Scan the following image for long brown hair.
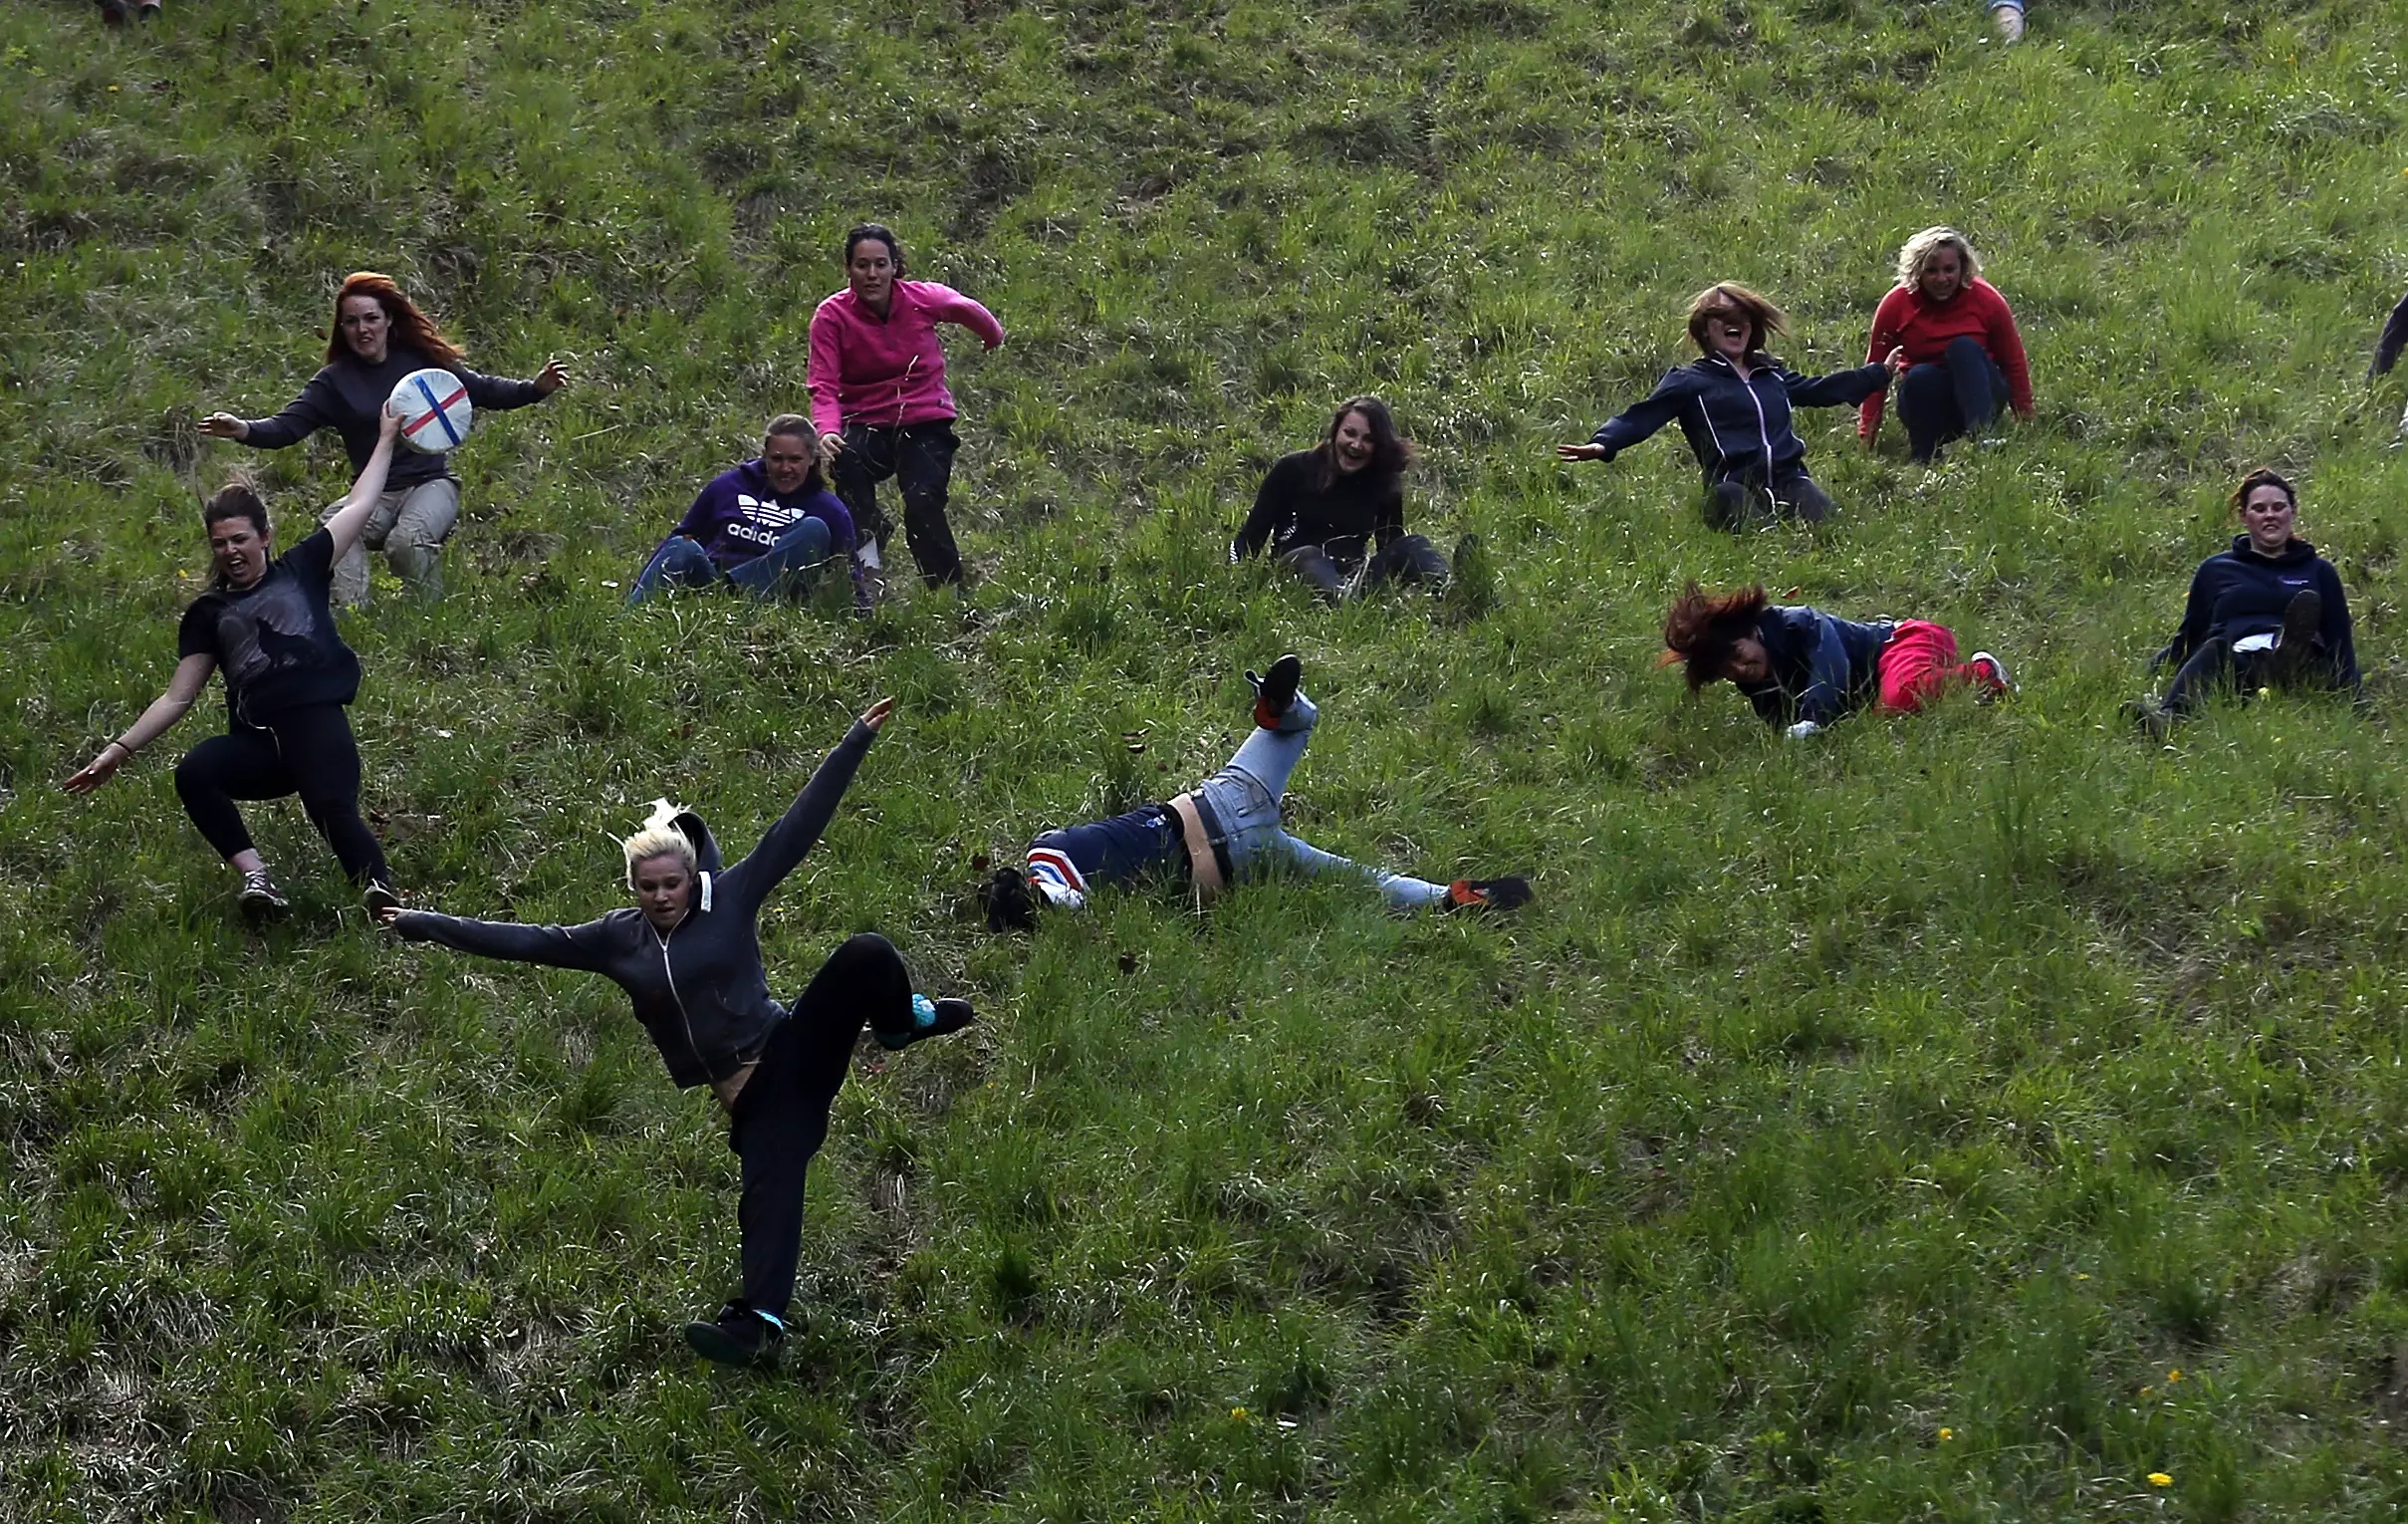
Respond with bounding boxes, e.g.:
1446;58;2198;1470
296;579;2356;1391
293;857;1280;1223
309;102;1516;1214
1684;283;1788;358
1662;581;1771;688
1312;394;1416;491
326;272;464;369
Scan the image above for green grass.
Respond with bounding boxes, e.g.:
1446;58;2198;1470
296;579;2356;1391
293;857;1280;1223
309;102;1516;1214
9;0;2408;1516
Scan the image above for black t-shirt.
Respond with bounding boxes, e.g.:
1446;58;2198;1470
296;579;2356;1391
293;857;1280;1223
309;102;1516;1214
1230;450;1407;564
177;528;361;726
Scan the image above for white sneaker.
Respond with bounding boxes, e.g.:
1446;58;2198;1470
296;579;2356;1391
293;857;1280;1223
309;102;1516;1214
1969;651;2015;698
1993;4;2025;42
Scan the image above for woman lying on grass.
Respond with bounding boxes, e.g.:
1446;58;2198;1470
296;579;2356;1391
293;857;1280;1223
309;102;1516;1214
2125;468;2359;739
1560;283;1902;529
1229;395;1461;604
981;653;1529;930
1661;582;2012;738
65;408;407;920
376;699;974;1369
627;413;871;611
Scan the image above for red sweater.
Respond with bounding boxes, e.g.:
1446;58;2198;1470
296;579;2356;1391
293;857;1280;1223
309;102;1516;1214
1857;277;2033;440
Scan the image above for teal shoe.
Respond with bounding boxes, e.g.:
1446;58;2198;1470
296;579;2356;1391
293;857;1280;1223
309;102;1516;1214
878;994;976;1051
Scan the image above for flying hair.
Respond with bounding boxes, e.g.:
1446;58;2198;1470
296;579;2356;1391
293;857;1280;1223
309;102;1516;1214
1661;581;1773;689
327;272;466;369
621;798;698;888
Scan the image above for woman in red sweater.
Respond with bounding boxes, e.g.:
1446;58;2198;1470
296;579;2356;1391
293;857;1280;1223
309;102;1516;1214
1858;227;2033;463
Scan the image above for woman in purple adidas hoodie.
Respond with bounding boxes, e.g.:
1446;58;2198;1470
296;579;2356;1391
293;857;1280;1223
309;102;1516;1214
808;223;1004;593
628;414;870;610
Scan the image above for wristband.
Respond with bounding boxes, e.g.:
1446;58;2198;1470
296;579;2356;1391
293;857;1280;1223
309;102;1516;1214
103;739;131;760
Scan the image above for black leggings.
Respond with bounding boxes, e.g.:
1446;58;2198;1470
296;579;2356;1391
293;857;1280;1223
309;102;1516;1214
1278;534;1450;603
173;705;388;885
833;421;963;589
727;932;914;1319
1895;335;2007;463
1706;473;1833;530
2162;635;2345;718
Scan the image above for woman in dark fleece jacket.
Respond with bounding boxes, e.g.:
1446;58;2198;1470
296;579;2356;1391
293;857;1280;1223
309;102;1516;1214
628;413;871;610
2128;468;2359;737
376;700;975;1369
1661;582;2011;737
1559;283;1903;529
1230;395;1453;603
201;271;570;605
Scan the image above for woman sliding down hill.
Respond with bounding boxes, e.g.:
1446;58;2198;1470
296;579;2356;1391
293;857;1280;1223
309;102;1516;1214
1558;283;1901;530
1858;227;2034;463
1229;395;1461;603
200;272;570;605
2124;468;2359;739
377;700;974;1369
1660;583;2012;738
64;408;407;919
627;413;872;611
981;654;1530;930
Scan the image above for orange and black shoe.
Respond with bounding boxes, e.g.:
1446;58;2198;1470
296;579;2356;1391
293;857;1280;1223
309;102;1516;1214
1445;877;1532;913
1246;652;1302;728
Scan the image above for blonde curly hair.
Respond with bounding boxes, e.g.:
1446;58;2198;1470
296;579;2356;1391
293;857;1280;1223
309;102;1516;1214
1895;226;1983;292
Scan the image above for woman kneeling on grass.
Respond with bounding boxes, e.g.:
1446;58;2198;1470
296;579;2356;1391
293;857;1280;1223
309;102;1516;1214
1229;396;1460;603
1858;226;2034;464
1661;582;2012;738
65;408;407;919
981;653;1529;930
376;699;974;1369
2125;468;2359;739
628;413;871;611
1559;283;1902;530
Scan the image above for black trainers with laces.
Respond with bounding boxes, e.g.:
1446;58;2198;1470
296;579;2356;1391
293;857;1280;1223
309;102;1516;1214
362;880;402;918
878;995;976;1052
684;1301;784;1368
2272;590;2323;681
1246;653;1302;729
238;870;289;919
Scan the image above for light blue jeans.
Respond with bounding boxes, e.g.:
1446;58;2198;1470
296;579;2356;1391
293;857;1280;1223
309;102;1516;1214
1192;688;1449;908
628;518;834;605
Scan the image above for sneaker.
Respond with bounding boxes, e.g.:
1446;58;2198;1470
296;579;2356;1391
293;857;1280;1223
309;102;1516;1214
1444;877;1532;913
683;1302;784;1369
362;880;403;918
238;870;289;919
1968;651;2014;698
877;994;976;1052
1246;652;1303;729
2276;590;2323;662
134;0;160;19
98;0;127;24
2121;698;2172;743
1992;4;2024;42
983;868;1038;933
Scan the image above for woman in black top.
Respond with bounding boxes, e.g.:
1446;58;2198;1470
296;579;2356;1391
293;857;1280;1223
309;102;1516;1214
65;409;406;918
199;271;571;605
1230;395;1452;603
377;700;975;1369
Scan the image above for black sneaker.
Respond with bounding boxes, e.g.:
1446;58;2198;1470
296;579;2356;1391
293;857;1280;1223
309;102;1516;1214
2273;591;2323;680
684;1302;784;1369
1246;653;1303;728
362;880;402;918
1444;877;1532;912
878;995;976;1052
238;870;289;919
2121;698;2172;742
983;868;1038;933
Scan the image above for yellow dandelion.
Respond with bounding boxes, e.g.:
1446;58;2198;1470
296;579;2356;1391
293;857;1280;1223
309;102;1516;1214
1230;1405;1250;1422
1938;1426;1954;1441
2148;1471;2173;1487
2167;1369;2182;1383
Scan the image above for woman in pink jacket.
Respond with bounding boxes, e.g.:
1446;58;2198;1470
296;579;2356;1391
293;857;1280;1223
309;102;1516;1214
807;224;1004;592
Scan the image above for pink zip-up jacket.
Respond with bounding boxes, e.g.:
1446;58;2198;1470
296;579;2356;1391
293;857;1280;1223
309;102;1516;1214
807;280;1005;436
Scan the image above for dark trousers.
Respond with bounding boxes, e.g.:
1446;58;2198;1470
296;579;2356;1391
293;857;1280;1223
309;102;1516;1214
832;421;963;588
173;704;389;885
1705;472;1833;530
2161;635;2344;718
1277;534;1450;603
728;932;914;1319
1895;336;2007;462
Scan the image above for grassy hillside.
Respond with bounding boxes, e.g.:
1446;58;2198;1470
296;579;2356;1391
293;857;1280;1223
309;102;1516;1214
9;0;2408;1517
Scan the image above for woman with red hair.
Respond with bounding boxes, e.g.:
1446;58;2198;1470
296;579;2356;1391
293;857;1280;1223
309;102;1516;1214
201;273;571;605
1661;582;2011;738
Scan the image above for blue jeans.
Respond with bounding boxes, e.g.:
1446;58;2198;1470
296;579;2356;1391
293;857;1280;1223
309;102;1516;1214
628;518;834;605
1896;335;2007;462
1192;687;1448;908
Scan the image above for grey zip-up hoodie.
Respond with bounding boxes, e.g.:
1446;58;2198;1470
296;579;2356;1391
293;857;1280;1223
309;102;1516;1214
391;721;875;1088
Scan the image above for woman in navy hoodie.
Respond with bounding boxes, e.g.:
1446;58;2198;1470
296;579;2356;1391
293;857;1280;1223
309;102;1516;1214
628;414;869;609
378;700;975;1368
1660;582;2011;737
1559;283;1902;529
2129;468;2359;736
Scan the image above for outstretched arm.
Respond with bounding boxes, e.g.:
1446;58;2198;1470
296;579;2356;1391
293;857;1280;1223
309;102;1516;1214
63;652;215;793
1787;355;1900;409
717;699;893;907
928;285;1005;351
385;907;618;971
1558;369;1697;463
325;408;404;565
200;372;336;449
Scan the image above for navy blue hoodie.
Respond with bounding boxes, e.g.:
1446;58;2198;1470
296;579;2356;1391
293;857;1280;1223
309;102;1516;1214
1590;353;1891;486
1734;605;1897;727
391;721;878;1089
2155;534;2359;688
